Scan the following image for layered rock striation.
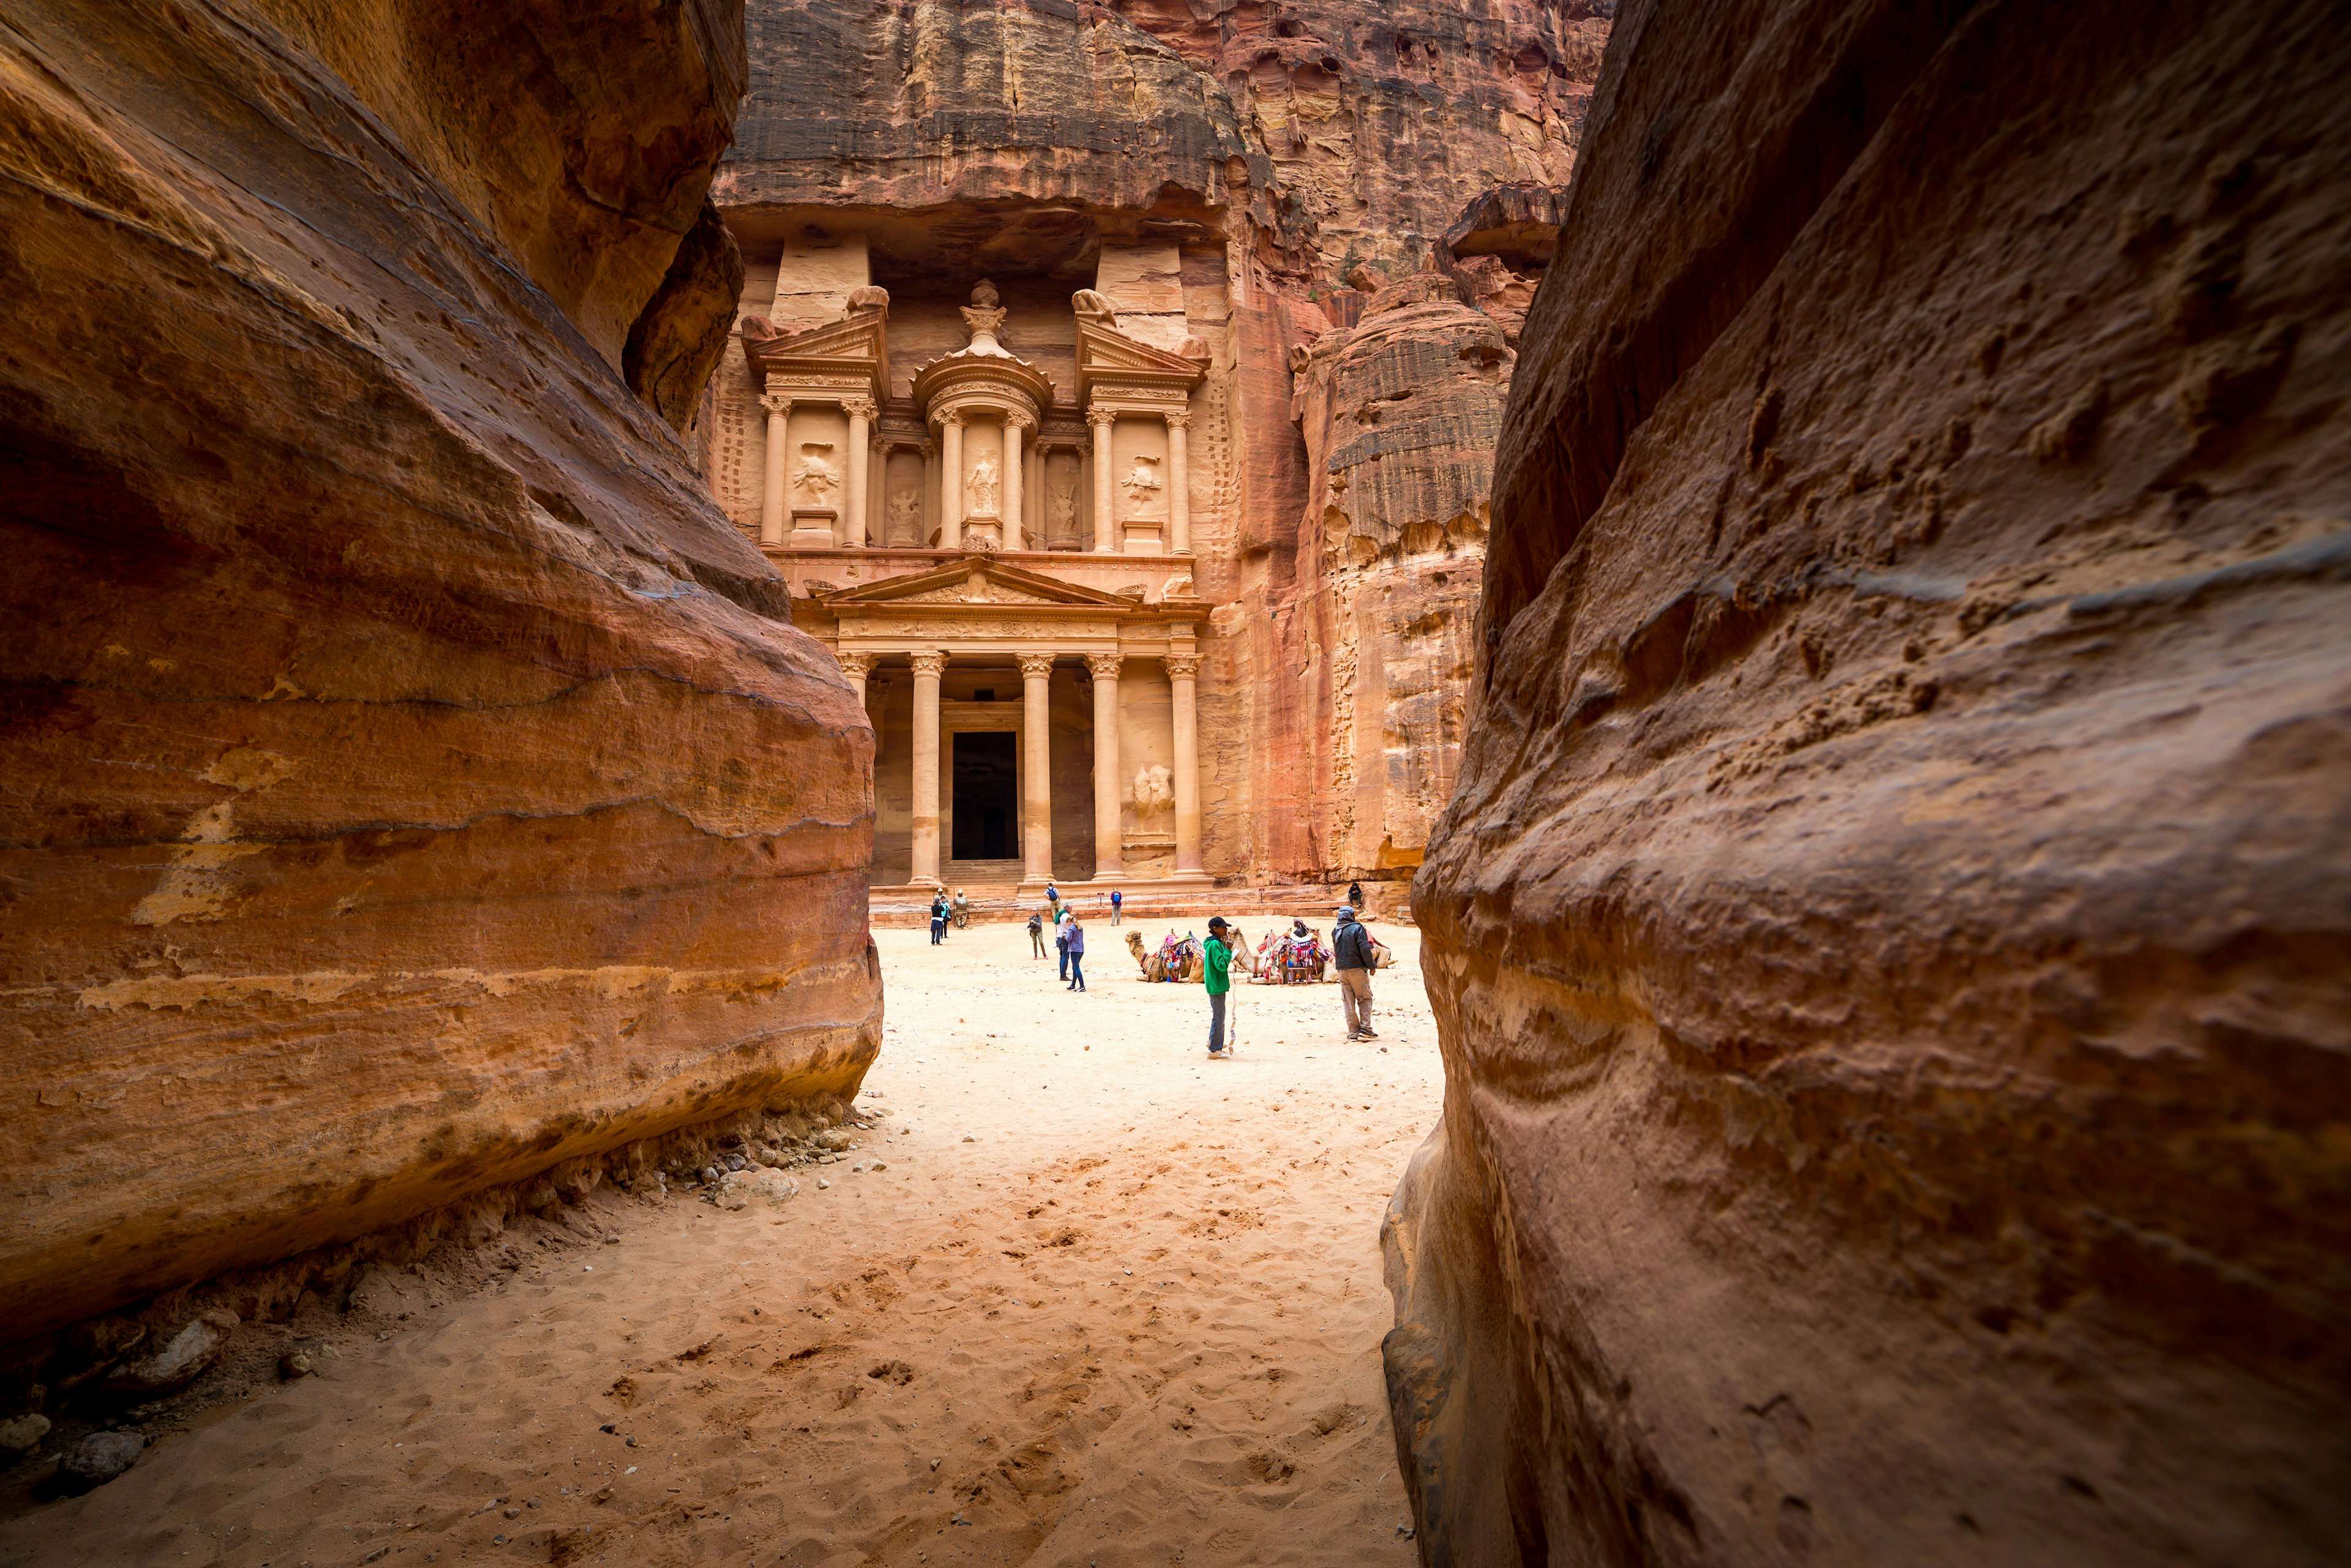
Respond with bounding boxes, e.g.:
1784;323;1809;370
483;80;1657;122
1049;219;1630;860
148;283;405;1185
0;0;879;1354
1390;0;2351;1561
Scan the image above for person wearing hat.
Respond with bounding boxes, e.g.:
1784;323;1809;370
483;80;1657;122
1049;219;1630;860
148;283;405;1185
1333;904;1378;1041
1204;916;1237;1056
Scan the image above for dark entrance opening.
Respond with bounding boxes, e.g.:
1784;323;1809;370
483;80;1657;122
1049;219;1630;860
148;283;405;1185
951;731;1018;861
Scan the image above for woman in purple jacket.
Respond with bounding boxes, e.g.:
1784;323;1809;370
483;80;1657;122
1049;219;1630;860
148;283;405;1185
1063;914;1087;992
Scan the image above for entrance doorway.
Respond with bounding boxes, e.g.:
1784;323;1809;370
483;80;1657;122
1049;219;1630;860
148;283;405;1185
951;731;1018;861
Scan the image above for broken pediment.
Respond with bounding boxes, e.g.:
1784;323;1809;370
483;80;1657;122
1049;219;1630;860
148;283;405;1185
1076;320;1210;391
743;306;890;399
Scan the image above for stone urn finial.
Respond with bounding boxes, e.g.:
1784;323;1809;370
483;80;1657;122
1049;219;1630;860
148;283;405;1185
959;278;1009;356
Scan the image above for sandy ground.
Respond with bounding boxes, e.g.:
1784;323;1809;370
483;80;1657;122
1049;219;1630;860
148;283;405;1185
0;921;1441;1567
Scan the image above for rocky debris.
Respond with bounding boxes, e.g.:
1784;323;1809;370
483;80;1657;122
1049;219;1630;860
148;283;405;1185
0;1412;51;1455
279;1349;314;1381
711;1170;800;1210
57;1430;145;1491
1396;0;2351;1561
1;0;880;1352
100;1311;238;1397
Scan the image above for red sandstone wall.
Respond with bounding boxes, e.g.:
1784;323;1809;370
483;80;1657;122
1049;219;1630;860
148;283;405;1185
1392;0;2351;1559
0;0;879;1345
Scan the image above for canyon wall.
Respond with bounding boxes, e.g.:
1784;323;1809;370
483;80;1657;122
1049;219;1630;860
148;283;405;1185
0;0;879;1358
1390;0;2351;1562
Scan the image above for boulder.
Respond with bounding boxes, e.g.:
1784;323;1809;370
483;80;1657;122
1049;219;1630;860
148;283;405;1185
1395;0;2351;1562
58;1431;145;1491
710;1169;799;1210
102;1311;238;1397
0;1413;51;1456
0;0;880;1349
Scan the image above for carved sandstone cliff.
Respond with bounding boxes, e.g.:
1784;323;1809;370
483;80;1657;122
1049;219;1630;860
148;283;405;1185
1286;269;1510;885
0;0;879;1350
1391;0;2351;1561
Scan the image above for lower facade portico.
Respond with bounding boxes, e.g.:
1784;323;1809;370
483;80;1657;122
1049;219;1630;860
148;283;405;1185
826;557;1212;899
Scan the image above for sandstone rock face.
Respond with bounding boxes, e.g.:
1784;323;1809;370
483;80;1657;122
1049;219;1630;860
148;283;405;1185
1285;272;1509;882
0;0;879;1349
1392;0;2351;1562
1111;0;1610;280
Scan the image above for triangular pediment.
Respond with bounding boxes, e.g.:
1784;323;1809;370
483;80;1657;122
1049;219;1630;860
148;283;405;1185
743;309;890;391
816;556;1136;610
1076;320;1209;380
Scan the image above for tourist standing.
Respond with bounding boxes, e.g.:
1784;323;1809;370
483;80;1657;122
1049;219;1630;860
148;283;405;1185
1064;913;1087;991
1028;909;1047;958
929;892;948;945
1055;908;1072;981
1110;888;1123;926
1333;905;1377;1040
1204;916;1235;1057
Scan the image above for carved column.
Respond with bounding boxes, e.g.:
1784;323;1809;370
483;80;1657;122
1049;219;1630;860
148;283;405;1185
836;650;872;710
939;411;966;550
759;391;793;547
869;437;894;544
1002;413;1029;552
843;397;876;549
910;650;947;885
1166;408;1192;556
1087;651;1124;878
1089;409;1117;553
1018;651;1056;883
1165;653;1203;872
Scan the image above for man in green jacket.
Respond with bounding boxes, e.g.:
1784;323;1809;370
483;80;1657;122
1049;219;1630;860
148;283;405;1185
1204;916;1235;1057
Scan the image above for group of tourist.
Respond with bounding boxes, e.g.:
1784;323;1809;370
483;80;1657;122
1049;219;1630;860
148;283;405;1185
1023;881;1089;991
969;876;1385;1045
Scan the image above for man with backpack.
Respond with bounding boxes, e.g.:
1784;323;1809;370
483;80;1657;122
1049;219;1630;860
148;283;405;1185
1109;888;1122;926
1333;905;1378;1041
1027;908;1047;958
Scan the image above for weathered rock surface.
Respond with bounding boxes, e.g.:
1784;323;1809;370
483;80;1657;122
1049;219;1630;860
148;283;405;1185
99;1312;237;1397
1111;0;1610;280
0;0;879;1349
1393;0;2351;1562
56;1431;145;1491
1284;269;1509;882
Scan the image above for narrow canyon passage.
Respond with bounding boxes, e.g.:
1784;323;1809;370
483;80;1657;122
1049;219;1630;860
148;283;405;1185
0;927;1440;1567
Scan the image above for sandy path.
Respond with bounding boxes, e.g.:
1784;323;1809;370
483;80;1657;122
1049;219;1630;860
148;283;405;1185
0;921;1440;1567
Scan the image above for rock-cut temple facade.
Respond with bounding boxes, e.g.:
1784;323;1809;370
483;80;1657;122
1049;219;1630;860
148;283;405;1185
704;249;1220;896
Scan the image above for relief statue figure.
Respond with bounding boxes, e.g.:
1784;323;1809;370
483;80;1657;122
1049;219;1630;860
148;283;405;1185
1132;762;1174;811
887;486;921;542
1048;480;1078;532
794;443;838;505
967;452;1000;517
1120;453;1163;513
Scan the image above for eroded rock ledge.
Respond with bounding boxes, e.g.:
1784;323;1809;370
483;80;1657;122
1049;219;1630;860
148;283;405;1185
0;0;880;1386
1392;0;2351;1561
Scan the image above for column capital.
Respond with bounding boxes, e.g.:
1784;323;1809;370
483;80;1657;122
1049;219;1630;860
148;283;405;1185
1005;409;1036;431
835;650;874;678
1084;651;1124;681
1086;407;1116;432
1016;651;1057;679
842;396;879;422
1164;409;1193;430
1163;653;1200;680
934;407;967;430
759;391;794;416
909;650;949;679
